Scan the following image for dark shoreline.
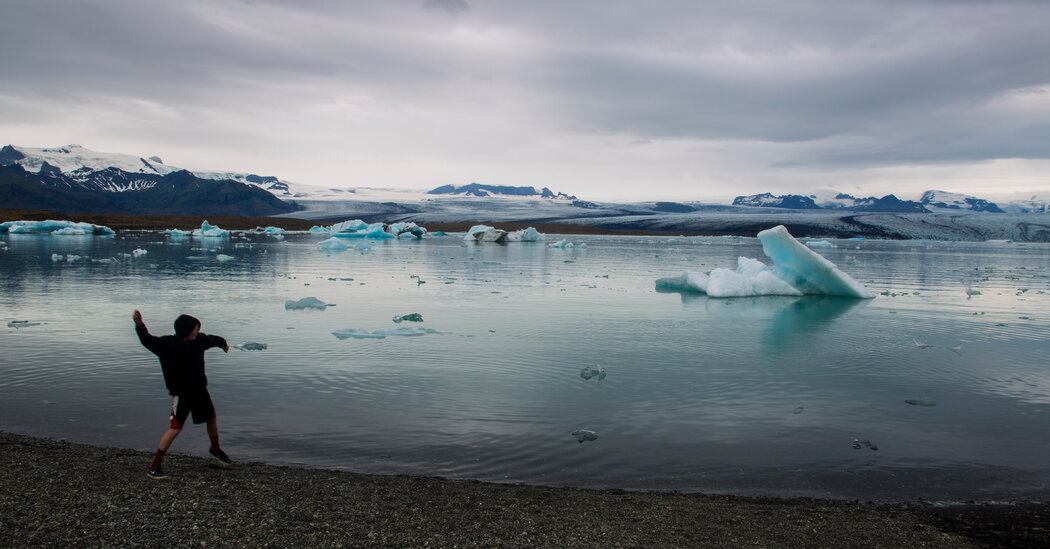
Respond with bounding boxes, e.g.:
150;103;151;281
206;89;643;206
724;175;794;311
2;432;1047;547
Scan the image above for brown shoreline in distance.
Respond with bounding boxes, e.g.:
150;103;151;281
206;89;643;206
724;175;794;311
0;209;705;236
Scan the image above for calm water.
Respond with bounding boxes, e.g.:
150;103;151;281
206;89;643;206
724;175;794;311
2;230;1049;502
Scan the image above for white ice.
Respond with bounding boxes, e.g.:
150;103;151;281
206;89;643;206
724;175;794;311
0;220;115;235
464;225;545;242
655;225;874;298
132;248;147;257
284;297;334;310
216;254;235;262
164;229;192;237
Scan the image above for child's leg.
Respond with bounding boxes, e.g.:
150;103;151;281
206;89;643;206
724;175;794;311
206;417;220;450
150;428;180;470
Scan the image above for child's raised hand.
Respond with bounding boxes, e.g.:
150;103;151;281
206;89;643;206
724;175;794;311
133;310;143;325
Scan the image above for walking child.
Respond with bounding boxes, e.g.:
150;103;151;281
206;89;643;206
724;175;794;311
133;309;233;479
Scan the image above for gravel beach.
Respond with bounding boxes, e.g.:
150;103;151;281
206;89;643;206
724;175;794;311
3;432;1047;547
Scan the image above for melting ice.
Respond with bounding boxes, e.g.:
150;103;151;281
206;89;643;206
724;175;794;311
655;225;875;298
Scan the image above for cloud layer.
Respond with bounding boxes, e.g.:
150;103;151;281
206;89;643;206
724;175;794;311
2;0;1049;201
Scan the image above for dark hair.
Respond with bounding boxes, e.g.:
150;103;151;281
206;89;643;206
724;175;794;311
174;314;201;338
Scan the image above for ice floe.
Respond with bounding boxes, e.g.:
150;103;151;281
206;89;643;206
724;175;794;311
655;225;874;298
331;327;440;339
285;297;334;310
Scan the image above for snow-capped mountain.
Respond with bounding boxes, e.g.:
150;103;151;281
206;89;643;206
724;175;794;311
427;183;577;200
733;192;929;213
919;190;1005;213
0;144;319;198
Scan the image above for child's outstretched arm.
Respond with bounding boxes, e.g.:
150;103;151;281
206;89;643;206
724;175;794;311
133;309;161;352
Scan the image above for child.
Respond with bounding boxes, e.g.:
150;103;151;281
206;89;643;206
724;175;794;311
133;309;233;479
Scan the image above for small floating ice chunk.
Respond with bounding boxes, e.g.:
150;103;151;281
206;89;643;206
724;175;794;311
216;254;235;262
285;297;334;310
51;254;64;262
7;320;42;328
904;399;937;407
233;342;267;351
805;240;835;249
572;429;599;443
164;228;192;237
579;365;607;380
851;438;878;451
912;339;934;349
132;248;148;257
392;313;423;323
549;239;574;249
354;241;373;253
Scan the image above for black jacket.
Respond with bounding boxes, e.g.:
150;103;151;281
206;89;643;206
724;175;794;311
136;323;227;395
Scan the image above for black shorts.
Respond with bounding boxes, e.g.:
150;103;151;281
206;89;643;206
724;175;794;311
169;389;216;430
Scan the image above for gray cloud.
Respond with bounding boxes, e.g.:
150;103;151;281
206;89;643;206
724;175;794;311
2;0;1049;200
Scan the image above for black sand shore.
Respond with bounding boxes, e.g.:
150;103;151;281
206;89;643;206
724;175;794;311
2;433;1047;547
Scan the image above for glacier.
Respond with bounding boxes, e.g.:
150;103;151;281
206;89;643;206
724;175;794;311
655;225;874;298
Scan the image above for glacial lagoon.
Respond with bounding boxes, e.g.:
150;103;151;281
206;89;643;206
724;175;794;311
2;229;1049;502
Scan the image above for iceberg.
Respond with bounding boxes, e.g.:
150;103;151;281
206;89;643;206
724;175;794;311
163;229;192;237
254;226;285;234
284;297;334;310
463;225;545;243
318;237;349;251
322;219;427;239
192;221;230;238
655;225;874;298
0;220;115;235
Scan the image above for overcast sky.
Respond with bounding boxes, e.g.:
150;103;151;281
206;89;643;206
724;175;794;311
2;0;1049;202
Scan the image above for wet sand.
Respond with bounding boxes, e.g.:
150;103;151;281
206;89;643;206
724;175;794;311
2;432;1047;547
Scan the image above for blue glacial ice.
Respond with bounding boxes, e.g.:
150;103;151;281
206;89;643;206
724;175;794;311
285;297;334;310
322;219;427;239
192;221;230;238
0;220;115;235
655;225;874;298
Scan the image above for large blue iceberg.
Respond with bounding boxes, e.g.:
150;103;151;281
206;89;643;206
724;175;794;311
656;225;875;298
0;219;115;235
